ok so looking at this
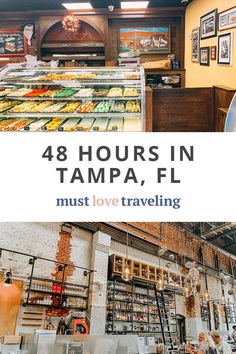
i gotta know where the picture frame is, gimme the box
[119,26,171,54]
[211,46,217,60]
[0,30,28,57]
[200,47,210,66]
[200,9,218,40]
[218,32,233,65]
[219,6,236,31]
[192,27,200,63]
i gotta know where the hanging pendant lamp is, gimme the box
[122,224,132,282]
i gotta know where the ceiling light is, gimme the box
[121,1,149,9]
[62,2,93,10]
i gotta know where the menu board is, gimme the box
[0,30,27,56]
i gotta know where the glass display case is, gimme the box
[0,66,145,132]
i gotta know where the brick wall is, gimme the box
[113,223,236,274]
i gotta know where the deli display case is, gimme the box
[0,66,145,132]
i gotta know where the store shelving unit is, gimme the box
[0,66,145,132]
[106,280,178,348]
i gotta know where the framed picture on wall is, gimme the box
[200,9,218,40]
[200,47,210,66]
[211,46,217,60]
[0,30,28,56]
[192,27,200,63]
[119,26,171,54]
[219,7,236,31]
[218,33,233,65]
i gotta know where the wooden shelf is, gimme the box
[27,288,88,300]
[41,55,105,61]
[41,42,104,48]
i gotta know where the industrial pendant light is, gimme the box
[183,283,192,298]
[4,270,13,287]
[122,224,132,282]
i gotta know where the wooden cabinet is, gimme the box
[110,254,184,290]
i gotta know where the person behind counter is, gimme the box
[187,332,214,354]
[210,330,232,354]
[232,325,236,343]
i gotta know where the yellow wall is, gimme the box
[185,0,236,88]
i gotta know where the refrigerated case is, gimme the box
[0,66,145,132]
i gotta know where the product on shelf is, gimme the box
[0,118,17,129]
[43,102,67,113]
[59,118,81,131]
[3,118,34,131]
[90,118,109,131]
[125,74,140,80]
[24,89,48,97]
[110,102,125,113]
[125,100,141,113]
[124,88,139,97]
[77,102,97,113]
[123,118,142,132]
[39,73,97,81]
[26,118,52,131]
[0,88,17,97]
[93,101,110,113]
[74,88,94,97]
[10,101,37,113]
[54,89,78,98]
[74,118,95,131]
[30,101,53,113]
[93,89,108,97]
[107,118,124,132]
[8,88,32,97]
[59,102,80,113]
[45,117,65,131]
[107,87,123,97]
[0,100,20,112]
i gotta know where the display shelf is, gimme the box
[27,288,88,300]
[0,66,145,132]
[29,276,89,289]
[109,254,183,288]
[23,303,86,310]
[106,279,177,344]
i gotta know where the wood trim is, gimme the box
[145,86,153,132]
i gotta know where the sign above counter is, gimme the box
[0,30,28,57]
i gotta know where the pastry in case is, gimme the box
[0,88,17,97]
[30,101,53,113]
[0,118,17,129]
[59,102,80,113]
[107,117,124,132]
[8,88,32,97]
[26,118,52,131]
[39,89,61,97]
[93,89,108,97]
[125,100,141,113]
[93,101,110,113]
[43,102,67,113]
[0,100,20,112]
[10,101,38,112]
[3,118,34,131]
[24,89,48,97]
[74,88,94,97]
[110,102,125,113]
[44,117,65,131]
[107,87,123,97]
[124,88,139,97]
[77,102,97,113]
[54,89,78,98]
[59,118,81,131]
[123,118,141,131]
[74,118,94,131]
[90,118,109,131]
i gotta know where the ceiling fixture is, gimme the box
[121,224,132,282]
[62,2,93,10]
[4,270,13,287]
[121,1,149,9]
